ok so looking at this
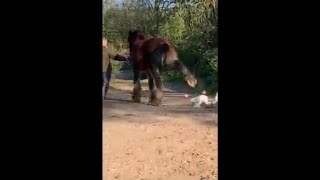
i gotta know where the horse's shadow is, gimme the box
[104,97,133,104]
[113,70,149,80]
[103,97,151,106]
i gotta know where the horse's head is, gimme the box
[128,30,148,50]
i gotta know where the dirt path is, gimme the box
[103,70,218,180]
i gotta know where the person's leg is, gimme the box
[103,65,112,99]
[102,72,107,100]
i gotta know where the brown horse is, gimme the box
[128,30,197,106]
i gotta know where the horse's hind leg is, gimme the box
[147,69,156,104]
[132,68,142,103]
[149,65,163,106]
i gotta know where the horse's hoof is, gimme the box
[150,102,160,106]
[149,100,161,106]
[132,98,141,103]
[147,101,155,106]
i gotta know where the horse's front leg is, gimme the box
[149,65,163,106]
[132,68,142,103]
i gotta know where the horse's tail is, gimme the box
[155,44,189,75]
[149,43,170,66]
[162,43,197,87]
[150,43,197,87]
[159,43,170,52]
[171,53,198,88]
[160,43,170,66]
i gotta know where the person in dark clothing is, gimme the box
[103,38,128,100]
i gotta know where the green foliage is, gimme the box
[159,9,186,44]
[111,61,123,72]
